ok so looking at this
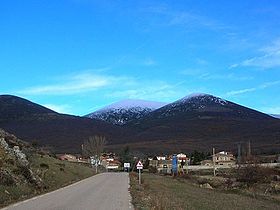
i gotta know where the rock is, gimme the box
[0,138,9,151]
[13,145,29,166]
[273,175,280,181]
[200,183,213,189]
[0,169,16,186]
[231,181,243,188]
[275,184,280,192]
[1,137,43,189]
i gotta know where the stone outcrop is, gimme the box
[0,131,43,188]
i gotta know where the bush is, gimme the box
[148,166,157,174]
[235,165,273,187]
[180,174,192,180]
[6,158,15,165]
[0,169,16,186]
[39,163,49,169]
[55,163,65,168]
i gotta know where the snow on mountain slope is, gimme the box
[271,114,280,119]
[85,99,167,125]
[178,93,228,105]
[150,93,229,118]
[97,99,166,111]
[135,93,272,121]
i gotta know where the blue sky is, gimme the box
[1,0,280,115]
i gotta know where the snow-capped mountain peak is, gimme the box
[174,93,228,106]
[181,93,209,100]
[98,99,166,111]
[149,93,230,119]
[85,99,167,125]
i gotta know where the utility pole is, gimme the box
[212,147,216,176]
[237,143,241,164]
[248,140,251,157]
[95,155,98,174]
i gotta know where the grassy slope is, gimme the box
[0,154,94,207]
[130,173,280,210]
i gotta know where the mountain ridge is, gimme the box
[85,99,167,125]
[0,95,125,153]
[1,94,279,154]
[119,93,280,154]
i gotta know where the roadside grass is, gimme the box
[129,173,280,210]
[30,154,94,190]
[0,154,94,207]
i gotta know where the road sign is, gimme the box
[136,161,143,185]
[124,163,130,168]
[172,155,178,175]
[136,161,143,169]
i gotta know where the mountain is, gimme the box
[0,95,56,121]
[0,95,124,153]
[1,94,280,155]
[138,93,272,120]
[115,93,280,154]
[85,99,167,125]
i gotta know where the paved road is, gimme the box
[3,173,133,210]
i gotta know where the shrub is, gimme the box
[6,158,15,165]
[148,166,157,174]
[180,173,192,180]
[55,163,65,168]
[0,169,15,186]
[235,164,274,187]
[39,163,49,169]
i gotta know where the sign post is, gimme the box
[136,161,143,185]
[172,155,178,177]
[124,162,130,172]
[213,148,216,176]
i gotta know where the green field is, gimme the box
[130,173,280,210]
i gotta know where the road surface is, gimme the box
[3,173,133,210]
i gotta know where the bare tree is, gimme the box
[83,135,106,158]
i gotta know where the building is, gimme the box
[214,151,235,165]
[100,153,121,170]
[177,153,190,164]
[58,154,77,162]
[106,160,121,170]
[201,151,236,166]
[149,153,190,174]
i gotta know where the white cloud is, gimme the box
[180,69,253,81]
[229,64,239,69]
[18,71,134,95]
[195,58,208,65]
[261,107,280,114]
[143,58,157,66]
[107,81,188,102]
[226,80,280,96]
[166,10,226,31]
[16,70,190,104]
[43,104,72,114]
[226,88,256,96]
[230,39,280,69]
[180,68,204,76]
[259,80,280,88]
[199,73,253,81]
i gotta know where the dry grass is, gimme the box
[0,154,94,207]
[129,172,280,210]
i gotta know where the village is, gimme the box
[56,149,280,174]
